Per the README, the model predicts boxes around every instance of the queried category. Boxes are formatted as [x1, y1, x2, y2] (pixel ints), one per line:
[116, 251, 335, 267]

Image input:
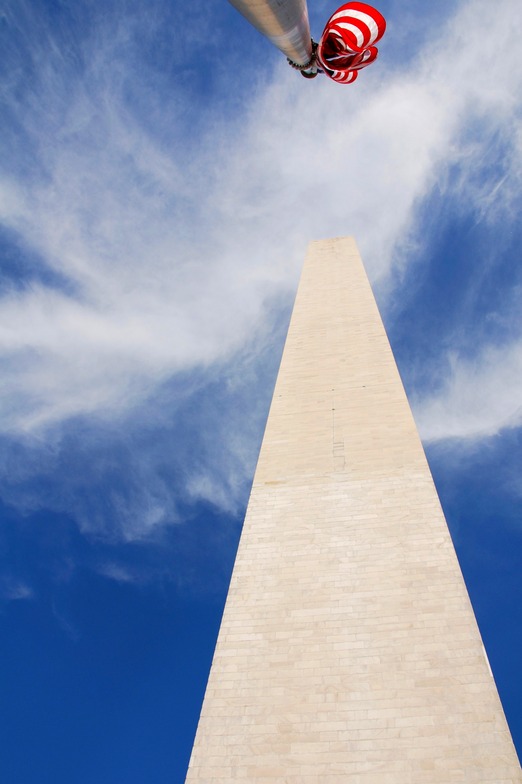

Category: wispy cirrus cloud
[0, 0, 521, 536]
[0, 575, 33, 602]
[414, 341, 522, 442]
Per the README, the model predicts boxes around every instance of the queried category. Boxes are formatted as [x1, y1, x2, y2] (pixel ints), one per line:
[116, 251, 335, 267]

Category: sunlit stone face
[185, 237, 522, 783]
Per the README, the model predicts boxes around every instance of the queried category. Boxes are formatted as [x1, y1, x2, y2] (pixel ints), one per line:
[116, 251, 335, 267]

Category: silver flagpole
[227, 0, 313, 68]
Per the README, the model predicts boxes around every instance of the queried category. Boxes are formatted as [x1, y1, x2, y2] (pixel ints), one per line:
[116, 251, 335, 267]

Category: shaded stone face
[186, 237, 522, 783]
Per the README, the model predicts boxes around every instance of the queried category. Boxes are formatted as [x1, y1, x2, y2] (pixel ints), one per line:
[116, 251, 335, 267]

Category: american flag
[317, 2, 386, 84]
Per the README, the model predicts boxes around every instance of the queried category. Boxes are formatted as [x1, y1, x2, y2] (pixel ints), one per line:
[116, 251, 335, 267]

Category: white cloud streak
[0, 576, 33, 602]
[0, 0, 521, 533]
[414, 342, 522, 442]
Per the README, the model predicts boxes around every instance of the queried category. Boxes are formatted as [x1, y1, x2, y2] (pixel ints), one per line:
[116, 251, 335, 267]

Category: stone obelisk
[186, 237, 521, 782]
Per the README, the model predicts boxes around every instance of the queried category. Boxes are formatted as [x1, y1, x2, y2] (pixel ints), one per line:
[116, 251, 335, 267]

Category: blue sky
[0, 0, 521, 781]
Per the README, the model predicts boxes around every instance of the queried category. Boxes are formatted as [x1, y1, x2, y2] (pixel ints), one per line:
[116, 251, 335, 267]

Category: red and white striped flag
[317, 2, 386, 84]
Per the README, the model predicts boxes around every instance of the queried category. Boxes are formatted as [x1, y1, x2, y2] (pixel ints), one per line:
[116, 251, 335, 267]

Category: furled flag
[227, 0, 386, 84]
[315, 2, 386, 83]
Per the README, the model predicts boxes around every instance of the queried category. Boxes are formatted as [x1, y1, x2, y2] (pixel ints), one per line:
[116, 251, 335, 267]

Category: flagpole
[227, 0, 313, 68]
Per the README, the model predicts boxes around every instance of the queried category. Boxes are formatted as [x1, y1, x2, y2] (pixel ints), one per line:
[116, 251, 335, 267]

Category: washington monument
[185, 238, 521, 782]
